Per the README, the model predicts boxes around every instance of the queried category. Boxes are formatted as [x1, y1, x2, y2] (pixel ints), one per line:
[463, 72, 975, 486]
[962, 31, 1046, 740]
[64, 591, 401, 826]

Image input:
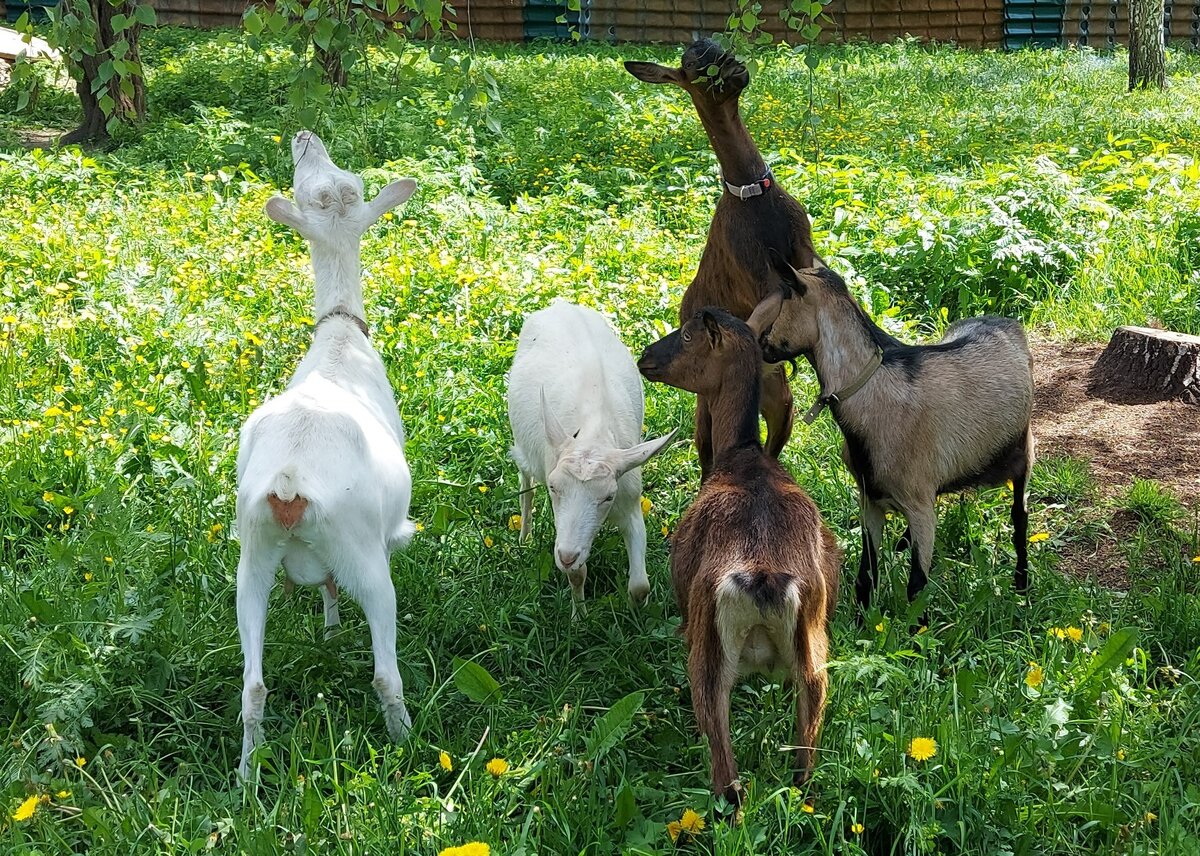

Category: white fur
[507, 301, 675, 617]
[235, 131, 417, 779]
[714, 573, 799, 680]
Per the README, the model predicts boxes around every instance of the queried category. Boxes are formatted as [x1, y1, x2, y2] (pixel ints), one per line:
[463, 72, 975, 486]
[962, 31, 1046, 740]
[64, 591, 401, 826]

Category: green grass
[2, 32, 1200, 854]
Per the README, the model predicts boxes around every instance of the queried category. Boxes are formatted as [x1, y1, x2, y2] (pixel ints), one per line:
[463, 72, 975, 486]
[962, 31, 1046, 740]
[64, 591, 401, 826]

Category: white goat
[507, 301, 675, 617]
[235, 131, 417, 779]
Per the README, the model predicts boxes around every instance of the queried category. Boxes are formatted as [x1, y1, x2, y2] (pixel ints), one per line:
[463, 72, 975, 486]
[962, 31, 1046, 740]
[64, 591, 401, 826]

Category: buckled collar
[316, 306, 369, 338]
[802, 346, 883, 424]
[724, 168, 774, 201]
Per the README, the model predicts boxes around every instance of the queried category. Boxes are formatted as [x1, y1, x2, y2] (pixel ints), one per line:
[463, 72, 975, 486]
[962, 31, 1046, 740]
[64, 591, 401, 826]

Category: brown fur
[267, 493, 308, 529]
[639, 308, 841, 806]
[625, 40, 820, 480]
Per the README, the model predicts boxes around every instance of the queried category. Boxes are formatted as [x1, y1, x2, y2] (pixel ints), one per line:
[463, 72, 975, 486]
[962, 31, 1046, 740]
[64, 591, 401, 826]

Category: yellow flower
[438, 844, 490, 856]
[1026, 662, 1044, 688]
[12, 794, 39, 821]
[483, 536, 494, 548]
[63, 506, 74, 515]
[55, 790, 71, 799]
[1006, 479, 1014, 490]
[680, 808, 705, 832]
[851, 822, 865, 835]
[661, 525, 669, 538]
[42, 491, 54, 503]
[1048, 627, 1067, 640]
[801, 802, 815, 813]
[84, 572, 94, 582]
[75, 756, 86, 767]
[908, 737, 937, 762]
[1192, 555, 1200, 564]
[485, 757, 509, 776]
[478, 485, 488, 494]
[1029, 532, 1049, 544]
[508, 515, 522, 531]
[875, 622, 885, 632]
[640, 496, 652, 514]
[666, 820, 683, 842]
[1066, 626, 1083, 643]
[439, 751, 453, 772]
[1117, 749, 1126, 760]
[1145, 811, 1157, 823]
[44, 405, 64, 417]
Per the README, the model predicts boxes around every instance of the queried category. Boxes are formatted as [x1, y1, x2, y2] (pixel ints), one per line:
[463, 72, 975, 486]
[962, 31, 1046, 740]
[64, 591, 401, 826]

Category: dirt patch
[1032, 339, 1200, 508]
[1031, 338, 1199, 588]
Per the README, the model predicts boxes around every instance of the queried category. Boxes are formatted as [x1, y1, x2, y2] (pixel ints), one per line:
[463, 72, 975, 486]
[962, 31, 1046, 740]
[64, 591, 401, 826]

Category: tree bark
[1128, 0, 1166, 91]
[60, 0, 146, 145]
[1088, 326, 1200, 405]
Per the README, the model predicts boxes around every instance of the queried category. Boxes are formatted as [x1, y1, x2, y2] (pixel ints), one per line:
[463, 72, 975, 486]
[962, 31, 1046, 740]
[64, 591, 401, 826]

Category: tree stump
[1088, 326, 1200, 405]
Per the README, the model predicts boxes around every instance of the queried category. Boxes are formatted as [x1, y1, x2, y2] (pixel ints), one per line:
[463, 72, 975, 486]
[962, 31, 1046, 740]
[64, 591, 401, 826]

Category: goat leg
[760, 363, 795, 459]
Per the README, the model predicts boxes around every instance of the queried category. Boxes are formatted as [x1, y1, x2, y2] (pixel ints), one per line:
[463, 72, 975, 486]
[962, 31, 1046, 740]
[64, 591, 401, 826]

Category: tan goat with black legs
[638, 308, 840, 808]
[755, 255, 1034, 615]
[625, 39, 822, 481]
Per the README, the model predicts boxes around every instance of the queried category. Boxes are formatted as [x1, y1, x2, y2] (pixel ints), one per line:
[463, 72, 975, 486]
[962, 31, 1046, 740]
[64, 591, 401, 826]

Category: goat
[754, 256, 1035, 614]
[507, 300, 675, 618]
[624, 39, 823, 480]
[637, 307, 840, 807]
[234, 131, 417, 779]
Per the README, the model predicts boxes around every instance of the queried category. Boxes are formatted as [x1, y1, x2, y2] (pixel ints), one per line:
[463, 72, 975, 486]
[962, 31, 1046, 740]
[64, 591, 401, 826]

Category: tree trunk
[60, 0, 146, 145]
[1088, 326, 1200, 405]
[317, 46, 348, 89]
[1128, 0, 1166, 91]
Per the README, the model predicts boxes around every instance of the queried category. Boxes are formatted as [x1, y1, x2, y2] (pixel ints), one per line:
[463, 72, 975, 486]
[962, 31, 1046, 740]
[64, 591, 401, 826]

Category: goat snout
[556, 548, 581, 570]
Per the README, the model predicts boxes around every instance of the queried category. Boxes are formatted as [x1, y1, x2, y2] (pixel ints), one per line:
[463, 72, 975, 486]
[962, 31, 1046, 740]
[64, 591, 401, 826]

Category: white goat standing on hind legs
[507, 301, 676, 619]
[235, 131, 417, 780]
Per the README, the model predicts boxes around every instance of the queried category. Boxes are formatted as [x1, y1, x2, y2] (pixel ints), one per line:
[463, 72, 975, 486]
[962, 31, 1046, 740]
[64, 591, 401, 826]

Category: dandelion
[84, 572, 93, 582]
[851, 822, 865, 835]
[1117, 749, 1126, 760]
[1048, 627, 1067, 640]
[438, 844, 489, 856]
[1026, 662, 1044, 688]
[484, 536, 494, 548]
[42, 491, 54, 503]
[44, 405, 64, 418]
[207, 523, 224, 543]
[1144, 811, 1157, 823]
[12, 795, 39, 821]
[55, 790, 71, 799]
[1192, 555, 1200, 564]
[801, 802, 815, 814]
[75, 756, 86, 767]
[875, 622, 885, 632]
[478, 485, 488, 494]
[908, 737, 937, 762]
[640, 496, 652, 514]
[661, 525, 670, 538]
[439, 750, 453, 772]
[1066, 626, 1083, 643]
[1029, 532, 1049, 544]
[508, 515, 522, 531]
[486, 757, 509, 776]
[1006, 479, 1014, 490]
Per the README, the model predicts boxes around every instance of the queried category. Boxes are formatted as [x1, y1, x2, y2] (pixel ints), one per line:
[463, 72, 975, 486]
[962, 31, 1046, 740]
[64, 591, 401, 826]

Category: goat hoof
[628, 583, 650, 608]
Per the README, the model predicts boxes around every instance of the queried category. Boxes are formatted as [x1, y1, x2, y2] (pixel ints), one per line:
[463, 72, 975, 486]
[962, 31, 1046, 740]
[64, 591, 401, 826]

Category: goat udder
[267, 493, 309, 529]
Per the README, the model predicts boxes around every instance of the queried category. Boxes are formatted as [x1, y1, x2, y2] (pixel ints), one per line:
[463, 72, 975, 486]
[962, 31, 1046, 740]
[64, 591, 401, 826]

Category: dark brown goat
[625, 39, 822, 480]
[638, 307, 840, 807]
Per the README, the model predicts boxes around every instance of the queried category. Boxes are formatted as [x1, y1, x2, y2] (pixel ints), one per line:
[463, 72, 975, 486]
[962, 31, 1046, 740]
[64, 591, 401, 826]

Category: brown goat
[638, 307, 840, 807]
[625, 39, 822, 480]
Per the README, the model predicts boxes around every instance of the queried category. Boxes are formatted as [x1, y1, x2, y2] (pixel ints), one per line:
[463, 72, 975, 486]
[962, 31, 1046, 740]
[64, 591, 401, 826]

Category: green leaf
[452, 657, 502, 704]
[585, 690, 644, 760]
[1078, 627, 1137, 694]
[134, 3, 157, 26]
[313, 18, 335, 50]
[243, 7, 264, 35]
[110, 13, 129, 32]
[614, 782, 637, 827]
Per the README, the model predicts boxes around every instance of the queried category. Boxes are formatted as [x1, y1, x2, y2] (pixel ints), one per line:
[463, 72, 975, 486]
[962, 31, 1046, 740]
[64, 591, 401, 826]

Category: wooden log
[1088, 326, 1200, 405]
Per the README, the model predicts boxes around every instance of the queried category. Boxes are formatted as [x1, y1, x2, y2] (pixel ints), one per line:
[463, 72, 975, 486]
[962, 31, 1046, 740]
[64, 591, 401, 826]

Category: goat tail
[390, 519, 417, 549]
[267, 470, 308, 529]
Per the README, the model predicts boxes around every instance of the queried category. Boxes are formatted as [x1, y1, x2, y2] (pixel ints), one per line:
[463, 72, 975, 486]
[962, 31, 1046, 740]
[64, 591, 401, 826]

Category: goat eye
[604, 494, 615, 503]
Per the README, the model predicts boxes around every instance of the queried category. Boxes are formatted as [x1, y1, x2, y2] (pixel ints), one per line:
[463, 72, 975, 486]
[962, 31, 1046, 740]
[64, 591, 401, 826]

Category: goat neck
[808, 299, 886, 414]
[707, 342, 764, 466]
[310, 239, 366, 323]
[691, 97, 768, 188]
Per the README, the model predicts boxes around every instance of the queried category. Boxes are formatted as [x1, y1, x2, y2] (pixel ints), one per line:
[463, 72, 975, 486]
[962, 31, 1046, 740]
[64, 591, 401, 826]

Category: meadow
[2, 31, 1200, 855]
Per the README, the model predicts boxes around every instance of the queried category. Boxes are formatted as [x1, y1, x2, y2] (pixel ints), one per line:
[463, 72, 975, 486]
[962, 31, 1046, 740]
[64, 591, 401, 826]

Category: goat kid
[625, 39, 822, 479]
[235, 131, 417, 779]
[508, 300, 675, 618]
[755, 256, 1034, 614]
[638, 308, 840, 806]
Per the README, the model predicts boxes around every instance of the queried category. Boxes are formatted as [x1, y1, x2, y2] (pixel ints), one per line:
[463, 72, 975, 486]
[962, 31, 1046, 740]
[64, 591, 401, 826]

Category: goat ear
[265, 196, 310, 233]
[747, 289, 784, 337]
[364, 178, 417, 223]
[701, 310, 723, 347]
[611, 428, 677, 475]
[623, 61, 681, 85]
[767, 249, 807, 298]
[540, 387, 573, 452]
